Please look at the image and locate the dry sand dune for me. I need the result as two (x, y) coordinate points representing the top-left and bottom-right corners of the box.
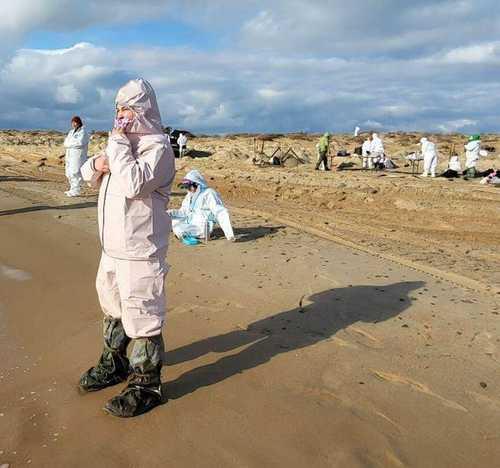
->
(2, 130), (499, 290)
(0, 131), (499, 467)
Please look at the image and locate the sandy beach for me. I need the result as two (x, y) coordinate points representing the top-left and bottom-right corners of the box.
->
(1, 133), (500, 467)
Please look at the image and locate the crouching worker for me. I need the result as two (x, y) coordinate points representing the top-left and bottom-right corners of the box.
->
(79, 78), (175, 418)
(168, 170), (235, 243)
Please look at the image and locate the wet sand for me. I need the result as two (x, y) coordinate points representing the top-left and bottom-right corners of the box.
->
(1, 180), (500, 466)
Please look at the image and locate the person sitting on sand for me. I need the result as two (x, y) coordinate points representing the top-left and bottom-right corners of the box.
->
(79, 78), (175, 418)
(168, 169), (235, 243)
(63, 116), (89, 197)
(439, 155), (461, 178)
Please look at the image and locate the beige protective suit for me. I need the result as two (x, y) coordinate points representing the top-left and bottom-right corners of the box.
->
(81, 79), (175, 339)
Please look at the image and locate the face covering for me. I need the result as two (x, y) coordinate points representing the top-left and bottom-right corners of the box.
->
(114, 116), (134, 131)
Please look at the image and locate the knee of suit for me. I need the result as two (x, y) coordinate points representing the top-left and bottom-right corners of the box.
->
(171, 220), (186, 239)
(172, 225), (183, 238)
(120, 308), (165, 339)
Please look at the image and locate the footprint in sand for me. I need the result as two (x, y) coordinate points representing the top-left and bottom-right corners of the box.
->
(347, 326), (383, 349)
(329, 336), (359, 350)
(467, 391), (500, 412)
(372, 370), (468, 412)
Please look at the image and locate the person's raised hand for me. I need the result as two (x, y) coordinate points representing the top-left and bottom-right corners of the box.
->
(94, 156), (109, 173)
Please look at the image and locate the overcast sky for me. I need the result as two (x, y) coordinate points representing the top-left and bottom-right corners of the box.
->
(1, 0), (498, 133)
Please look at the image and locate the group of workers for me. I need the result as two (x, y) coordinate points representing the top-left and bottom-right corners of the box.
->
(361, 133), (385, 170)
(418, 134), (484, 178)
(62, 84), (490, 420)
(63, 79), (234, 419)
(313, 131), (487, 179)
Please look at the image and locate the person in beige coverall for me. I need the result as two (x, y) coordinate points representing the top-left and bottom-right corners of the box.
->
(79, 78), (175, 417)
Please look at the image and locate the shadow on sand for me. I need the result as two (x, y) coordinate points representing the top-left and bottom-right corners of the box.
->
(0, 201), (97, 217)
(164, 281), (424, 399)
(0, 175), (50, 183)
(185, 150), (213, 159)
(210, 225), (286, 242)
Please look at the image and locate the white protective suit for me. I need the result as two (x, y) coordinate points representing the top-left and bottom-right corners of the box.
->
(369, 133), (384, 163)
(177, 133), (188, 157)
(465, 139), (481, 169)
(420, 137), (438, 177)
(64, 125), (89, 195)
(169, 170), (235, 241)
(80, 78), (175, 339)
(361, 138), (373, 169)
(448, 155), (461, 172)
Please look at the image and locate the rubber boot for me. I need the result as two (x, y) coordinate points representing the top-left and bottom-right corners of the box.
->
(79, 316), (131, 393)
(104, 335), (164, 418)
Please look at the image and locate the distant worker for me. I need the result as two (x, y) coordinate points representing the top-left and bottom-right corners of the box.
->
(362, 137), (373, 169)
(440, 154), (461, 178)
(464, 134), (481, 172)
(420, 137), (438, 177)
(168, 170), (235, 242)
(369, 133), (384, 166)
(63, 116), (89, 197)
(315, 133), (331, 171)
(177, 132), (188, 157)
(448, 155), (461, 172)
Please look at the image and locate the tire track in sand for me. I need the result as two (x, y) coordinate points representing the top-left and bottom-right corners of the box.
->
(233, 207), (500, 295)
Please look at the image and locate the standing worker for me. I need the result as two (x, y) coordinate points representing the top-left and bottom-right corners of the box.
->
(369, 133), (384, 166)
(315, 132), (331, 171)
(420, 137), (438, 177)
(464, 134), (481, 175)
(177, 132), (188, 157)
(63, 116), (89, 197)
(79, 78), (175, 418)
(362, 136), (373, 169)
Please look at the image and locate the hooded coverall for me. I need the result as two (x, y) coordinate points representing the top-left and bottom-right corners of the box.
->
(169, 170), (235, 241)
(369, 133), (384, 164)
(177, 133), (188, 157)
(81, 79), (175, 339)
(420, 138), (438, 177)
(362, 139), (373, 169)
(64, 126), (89, 195)
(465, 139), (481, 169)
(80, 79), (175, 417)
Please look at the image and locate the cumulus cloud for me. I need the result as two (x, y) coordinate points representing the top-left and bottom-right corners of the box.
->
(442, 42), (500, 64)
(1, 40), (498, 133)
(0, 1), (499, 132)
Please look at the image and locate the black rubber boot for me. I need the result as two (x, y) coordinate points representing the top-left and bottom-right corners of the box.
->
(104, 335), (164, 418)
(79, 316), (131, 393)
